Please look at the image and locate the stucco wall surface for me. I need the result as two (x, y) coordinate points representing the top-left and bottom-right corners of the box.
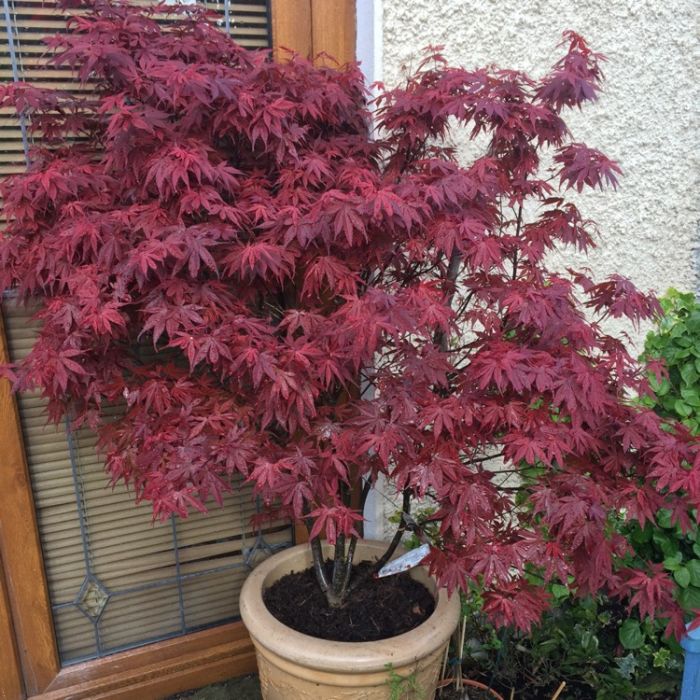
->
(365, 0), (699, 538)
(382, 0), (698, 334)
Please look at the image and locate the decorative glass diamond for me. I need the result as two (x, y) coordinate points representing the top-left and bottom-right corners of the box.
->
(77, 577), (109, 620)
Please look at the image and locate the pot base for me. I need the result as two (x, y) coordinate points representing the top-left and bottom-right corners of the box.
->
(257, 642), (445, 700)
(240, 540), (460, 700)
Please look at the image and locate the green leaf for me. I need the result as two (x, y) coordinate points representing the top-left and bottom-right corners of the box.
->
(649, 374), (670, 396)
(685, 418), (700, 435)
(550, 583), (569, 600)
(652, 647), (672, 669)
(631, 524), (653, 544)
(673, 566), (691, 588)
(681, 363), (700, 386)
(660, 395), (678, 414)
(619, 619), (644, 650)
(681, 385), (700, 407)
(688, 559), (700, 587)
(663, 552), (682, 571)
(537, 638), (559, 653)
(674, 400), (692, 417)
(678, 585), (700, 613)
(693, 542), (700, 558)
(653, 530), (678, 558)
(656, 509), (673, 529)
(670, 322), (687, 338)
(579, 629), (599, 654)
(615, 653), (638, 680)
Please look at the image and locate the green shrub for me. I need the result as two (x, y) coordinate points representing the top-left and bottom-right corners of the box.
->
(642, 288), (700, 435)
(460, 583), (681, 699)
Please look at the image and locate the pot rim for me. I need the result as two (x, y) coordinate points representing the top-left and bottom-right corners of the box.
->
(239, 539), (460, 674)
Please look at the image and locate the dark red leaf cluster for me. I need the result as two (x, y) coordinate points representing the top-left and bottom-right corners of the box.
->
(1, 1), (697, 634)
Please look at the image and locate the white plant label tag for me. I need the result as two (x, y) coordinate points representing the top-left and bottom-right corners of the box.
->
(376, 543), (431, 578)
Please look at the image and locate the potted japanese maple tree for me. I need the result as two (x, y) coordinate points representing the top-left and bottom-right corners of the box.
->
(1, 1), (697, 699)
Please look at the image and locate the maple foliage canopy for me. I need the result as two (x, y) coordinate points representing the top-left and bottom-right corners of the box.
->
(0, 1), (697, 633)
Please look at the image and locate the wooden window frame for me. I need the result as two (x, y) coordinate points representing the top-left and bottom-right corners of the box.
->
(0, 2), (355, 698)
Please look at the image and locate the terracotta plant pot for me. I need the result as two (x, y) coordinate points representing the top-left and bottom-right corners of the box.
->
(240, 539), (460, 699)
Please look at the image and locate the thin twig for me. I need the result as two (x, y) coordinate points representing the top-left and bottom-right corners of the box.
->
(357, 478), (372, 539)
(463, 451), (505, 465)
(310, 535), (330, 593)
(512, 203), (523, 281)
(372, 489), (412, 573)
(456, 615), (467, 688)
(433, 249), (463, 352)
(331, 533), (346, 594)
(339, 534), (357, 595)
(346, 489), (413, 594)
(359, 477), (372, 512)
(440, 639), (449, 684)
(551, 681), (566, 700)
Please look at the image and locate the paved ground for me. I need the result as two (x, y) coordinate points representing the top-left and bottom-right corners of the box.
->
(168, 675), (262, 699)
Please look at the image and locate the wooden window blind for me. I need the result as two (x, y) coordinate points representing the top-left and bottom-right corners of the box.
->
(0, 0), (293, 668)
(2, 300), (292, 665)
(0, 5), (356, 698)
(0, 0), (271, 203)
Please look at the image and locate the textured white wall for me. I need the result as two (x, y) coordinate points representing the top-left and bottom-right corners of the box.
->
(363, 0), (699, 538)
(381, 0), (699, 332)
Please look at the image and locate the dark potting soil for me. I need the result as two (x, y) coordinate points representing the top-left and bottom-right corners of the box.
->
(263, 559), (436, 642)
